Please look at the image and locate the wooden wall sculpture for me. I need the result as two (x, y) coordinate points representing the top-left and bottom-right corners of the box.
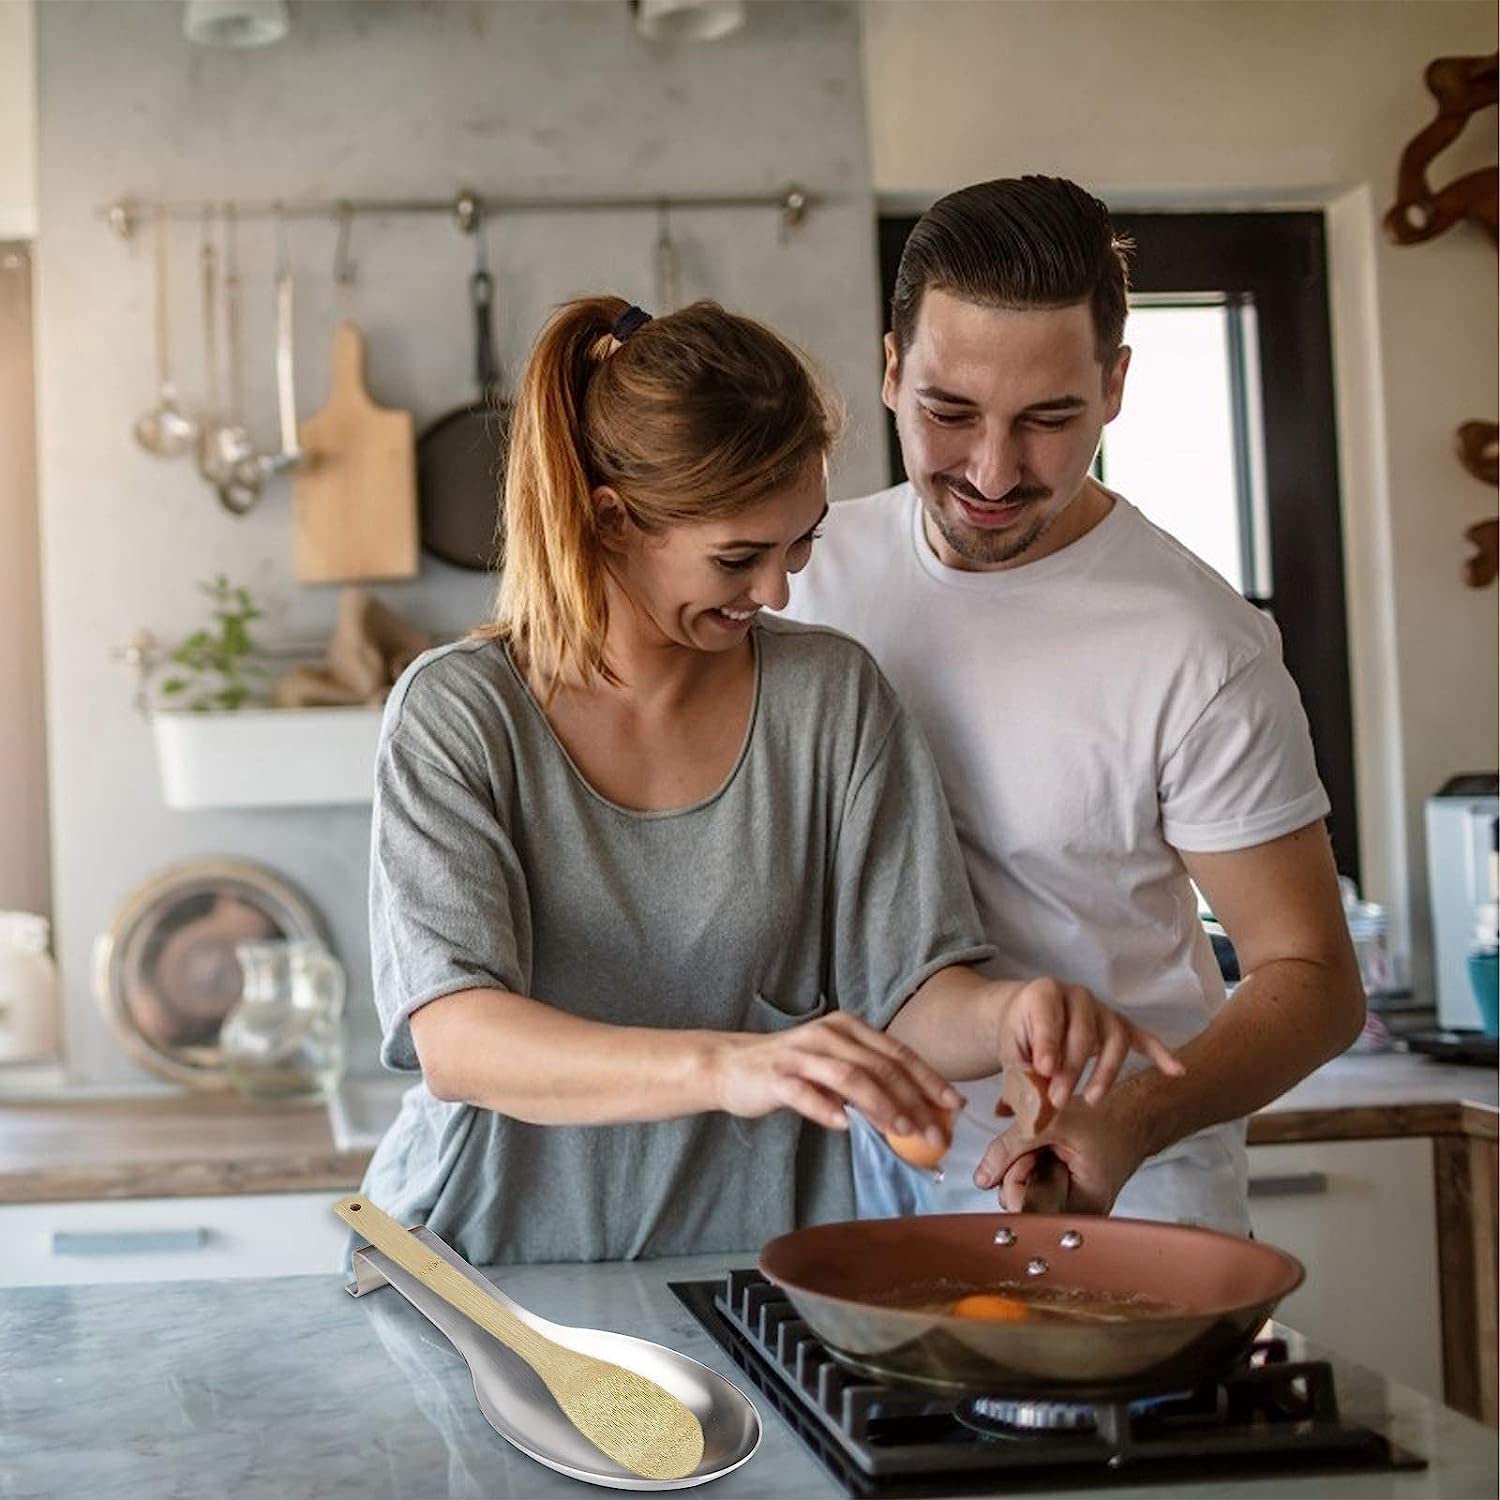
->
(1384, 51), (1498, 589)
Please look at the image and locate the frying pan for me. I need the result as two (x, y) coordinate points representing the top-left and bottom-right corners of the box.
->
(759, 1211), (1304, 1401)
(416, 240), (509, 571)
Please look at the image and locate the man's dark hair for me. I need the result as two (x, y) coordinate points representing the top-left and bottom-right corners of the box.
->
(891, 176), (1132, 365)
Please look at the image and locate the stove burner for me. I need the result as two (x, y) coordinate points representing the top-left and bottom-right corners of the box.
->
(957, 1395), (1101, 1436)
(669, 1268), (1425, 1499)
(956, 1388), (1186, 1437)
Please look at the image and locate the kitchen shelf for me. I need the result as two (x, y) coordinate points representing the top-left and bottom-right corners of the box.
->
(151, 705), (383, 810)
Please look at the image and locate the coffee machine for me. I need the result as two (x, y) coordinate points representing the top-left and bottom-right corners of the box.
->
(1426, 773), (1500, 1029)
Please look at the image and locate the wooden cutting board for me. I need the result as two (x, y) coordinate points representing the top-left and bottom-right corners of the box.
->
(293, 321), (418, 583)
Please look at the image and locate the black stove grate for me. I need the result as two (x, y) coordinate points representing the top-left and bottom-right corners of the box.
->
(668, 1269), (1425, 1499)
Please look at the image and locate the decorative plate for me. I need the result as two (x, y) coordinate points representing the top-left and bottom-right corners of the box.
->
(93, 857), (328, 1088)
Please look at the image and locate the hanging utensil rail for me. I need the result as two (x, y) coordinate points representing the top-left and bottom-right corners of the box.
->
(99, 184), (815, 240)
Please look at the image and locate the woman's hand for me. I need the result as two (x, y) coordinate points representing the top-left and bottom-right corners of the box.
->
(988, 977), (1185, 1112)
(710, 1011), (962, 1142)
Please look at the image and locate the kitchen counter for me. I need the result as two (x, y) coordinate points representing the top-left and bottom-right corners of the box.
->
(1249, 1050), (1498, 1145)
(1250, 1053), (1497, 1429)
(0, 1090), (369, 1205)
(2, 1250), (1496, 1500)
(1, 1050), (1494, 1207)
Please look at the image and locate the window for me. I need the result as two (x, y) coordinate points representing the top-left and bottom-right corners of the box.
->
(1097, 297), (1269, 603)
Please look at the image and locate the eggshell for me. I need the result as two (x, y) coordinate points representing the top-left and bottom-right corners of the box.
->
(1002, 1067), (1057, 1135)
(882, 1106), (955, 1168)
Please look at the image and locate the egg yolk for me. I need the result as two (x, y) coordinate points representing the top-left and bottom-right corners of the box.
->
(950, 1293), (1033, 1323)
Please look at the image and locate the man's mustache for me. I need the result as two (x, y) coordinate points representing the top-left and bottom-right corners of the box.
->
(942, 477), (1052, 506)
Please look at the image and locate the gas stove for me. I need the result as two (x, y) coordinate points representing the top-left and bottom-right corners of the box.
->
(669, 1268), (1425, 1498)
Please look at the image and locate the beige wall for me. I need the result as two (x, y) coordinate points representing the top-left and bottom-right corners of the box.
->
(0, 240), (49, 919)
(861, 0), (1499, 983)
(0, 0), (36, 239)
(0, 1), (46, 918)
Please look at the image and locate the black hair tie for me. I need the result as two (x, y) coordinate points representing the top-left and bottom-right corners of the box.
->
(611, 305), (653, 342)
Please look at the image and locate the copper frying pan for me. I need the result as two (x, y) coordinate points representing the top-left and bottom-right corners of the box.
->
(759, 1211), (1304, 1401)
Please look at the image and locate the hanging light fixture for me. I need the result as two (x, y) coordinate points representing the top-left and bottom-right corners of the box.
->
(183, 0), (290, 49)
(631, 0), (746, 44)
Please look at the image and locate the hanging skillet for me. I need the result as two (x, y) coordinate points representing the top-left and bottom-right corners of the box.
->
(416, 211), (509, 571)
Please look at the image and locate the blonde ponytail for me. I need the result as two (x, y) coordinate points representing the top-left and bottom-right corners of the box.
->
(482, 297), (628, 697)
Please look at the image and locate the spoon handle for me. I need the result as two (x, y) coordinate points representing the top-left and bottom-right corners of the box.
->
(1020, 1148), (1071, 1214)
(334, 1195), (551, 1368)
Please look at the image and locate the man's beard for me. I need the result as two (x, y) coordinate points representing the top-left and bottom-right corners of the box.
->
(924, 481), (1057, 567)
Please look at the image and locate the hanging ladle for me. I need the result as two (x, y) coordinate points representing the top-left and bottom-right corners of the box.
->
(197, 206), (260, 513)
(133, 211), (198, 458)
(219, 204), (303, 513)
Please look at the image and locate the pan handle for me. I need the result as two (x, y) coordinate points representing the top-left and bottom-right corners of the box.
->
(470, 270), (498, 394)
(1019, 1146), (1070, 1214)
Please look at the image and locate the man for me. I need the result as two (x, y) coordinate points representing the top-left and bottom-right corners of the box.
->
(787, 176), (1364, 1233)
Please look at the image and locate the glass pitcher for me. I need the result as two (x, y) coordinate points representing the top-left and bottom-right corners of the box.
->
(223, 939), (347, 1102)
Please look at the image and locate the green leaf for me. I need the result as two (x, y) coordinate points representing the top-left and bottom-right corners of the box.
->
(222, 618), (251, 657)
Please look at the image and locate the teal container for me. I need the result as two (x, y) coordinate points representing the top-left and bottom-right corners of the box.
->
(1468, 945), (1499, 1038)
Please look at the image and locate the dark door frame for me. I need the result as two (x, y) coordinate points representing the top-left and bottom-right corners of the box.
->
(877, 210), (1359, 882)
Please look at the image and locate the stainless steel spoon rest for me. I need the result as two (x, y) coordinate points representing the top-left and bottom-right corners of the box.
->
(346, 1225), (760, 1490)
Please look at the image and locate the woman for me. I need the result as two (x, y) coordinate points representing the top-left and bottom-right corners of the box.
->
(358, 297), (1180, 1267)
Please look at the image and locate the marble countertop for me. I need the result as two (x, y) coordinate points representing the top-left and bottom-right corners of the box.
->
(0, 1048), (1494, 1204)
(2, 1249), (1496, 1500)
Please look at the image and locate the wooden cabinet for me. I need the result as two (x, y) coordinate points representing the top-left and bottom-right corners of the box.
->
(0, 1190), (350, 1286)
(1248, 1137), (1443, 1399)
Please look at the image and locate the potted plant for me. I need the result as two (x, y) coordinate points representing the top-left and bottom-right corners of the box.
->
(148, 576), (387, 811)
(156, 575), (269, 712)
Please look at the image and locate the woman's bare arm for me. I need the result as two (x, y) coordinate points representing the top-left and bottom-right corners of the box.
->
(409, 986), (960, 1137)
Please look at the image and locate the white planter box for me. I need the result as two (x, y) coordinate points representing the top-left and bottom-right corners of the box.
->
(151, 706), (384, 810)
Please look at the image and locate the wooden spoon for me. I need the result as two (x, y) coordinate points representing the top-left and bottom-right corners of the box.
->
(334, 1196), (704, 1481)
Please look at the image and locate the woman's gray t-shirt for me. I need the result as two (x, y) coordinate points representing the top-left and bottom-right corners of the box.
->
(359, 616), (992, 1266)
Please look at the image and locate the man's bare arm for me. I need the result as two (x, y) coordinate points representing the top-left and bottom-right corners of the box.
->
(1105, 819), (1365, 1159)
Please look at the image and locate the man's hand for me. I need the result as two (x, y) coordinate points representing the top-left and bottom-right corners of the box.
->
(986, 976), (1184, 1110)
(973, 1092), (1154, 1215)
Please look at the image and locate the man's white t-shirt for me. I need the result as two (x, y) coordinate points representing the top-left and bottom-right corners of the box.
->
(784, 483), (1331, 1234)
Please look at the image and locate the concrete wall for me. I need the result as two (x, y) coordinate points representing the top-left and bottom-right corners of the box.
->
(861, 0), (1499, 984)
(34, 0), (885, 1088)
